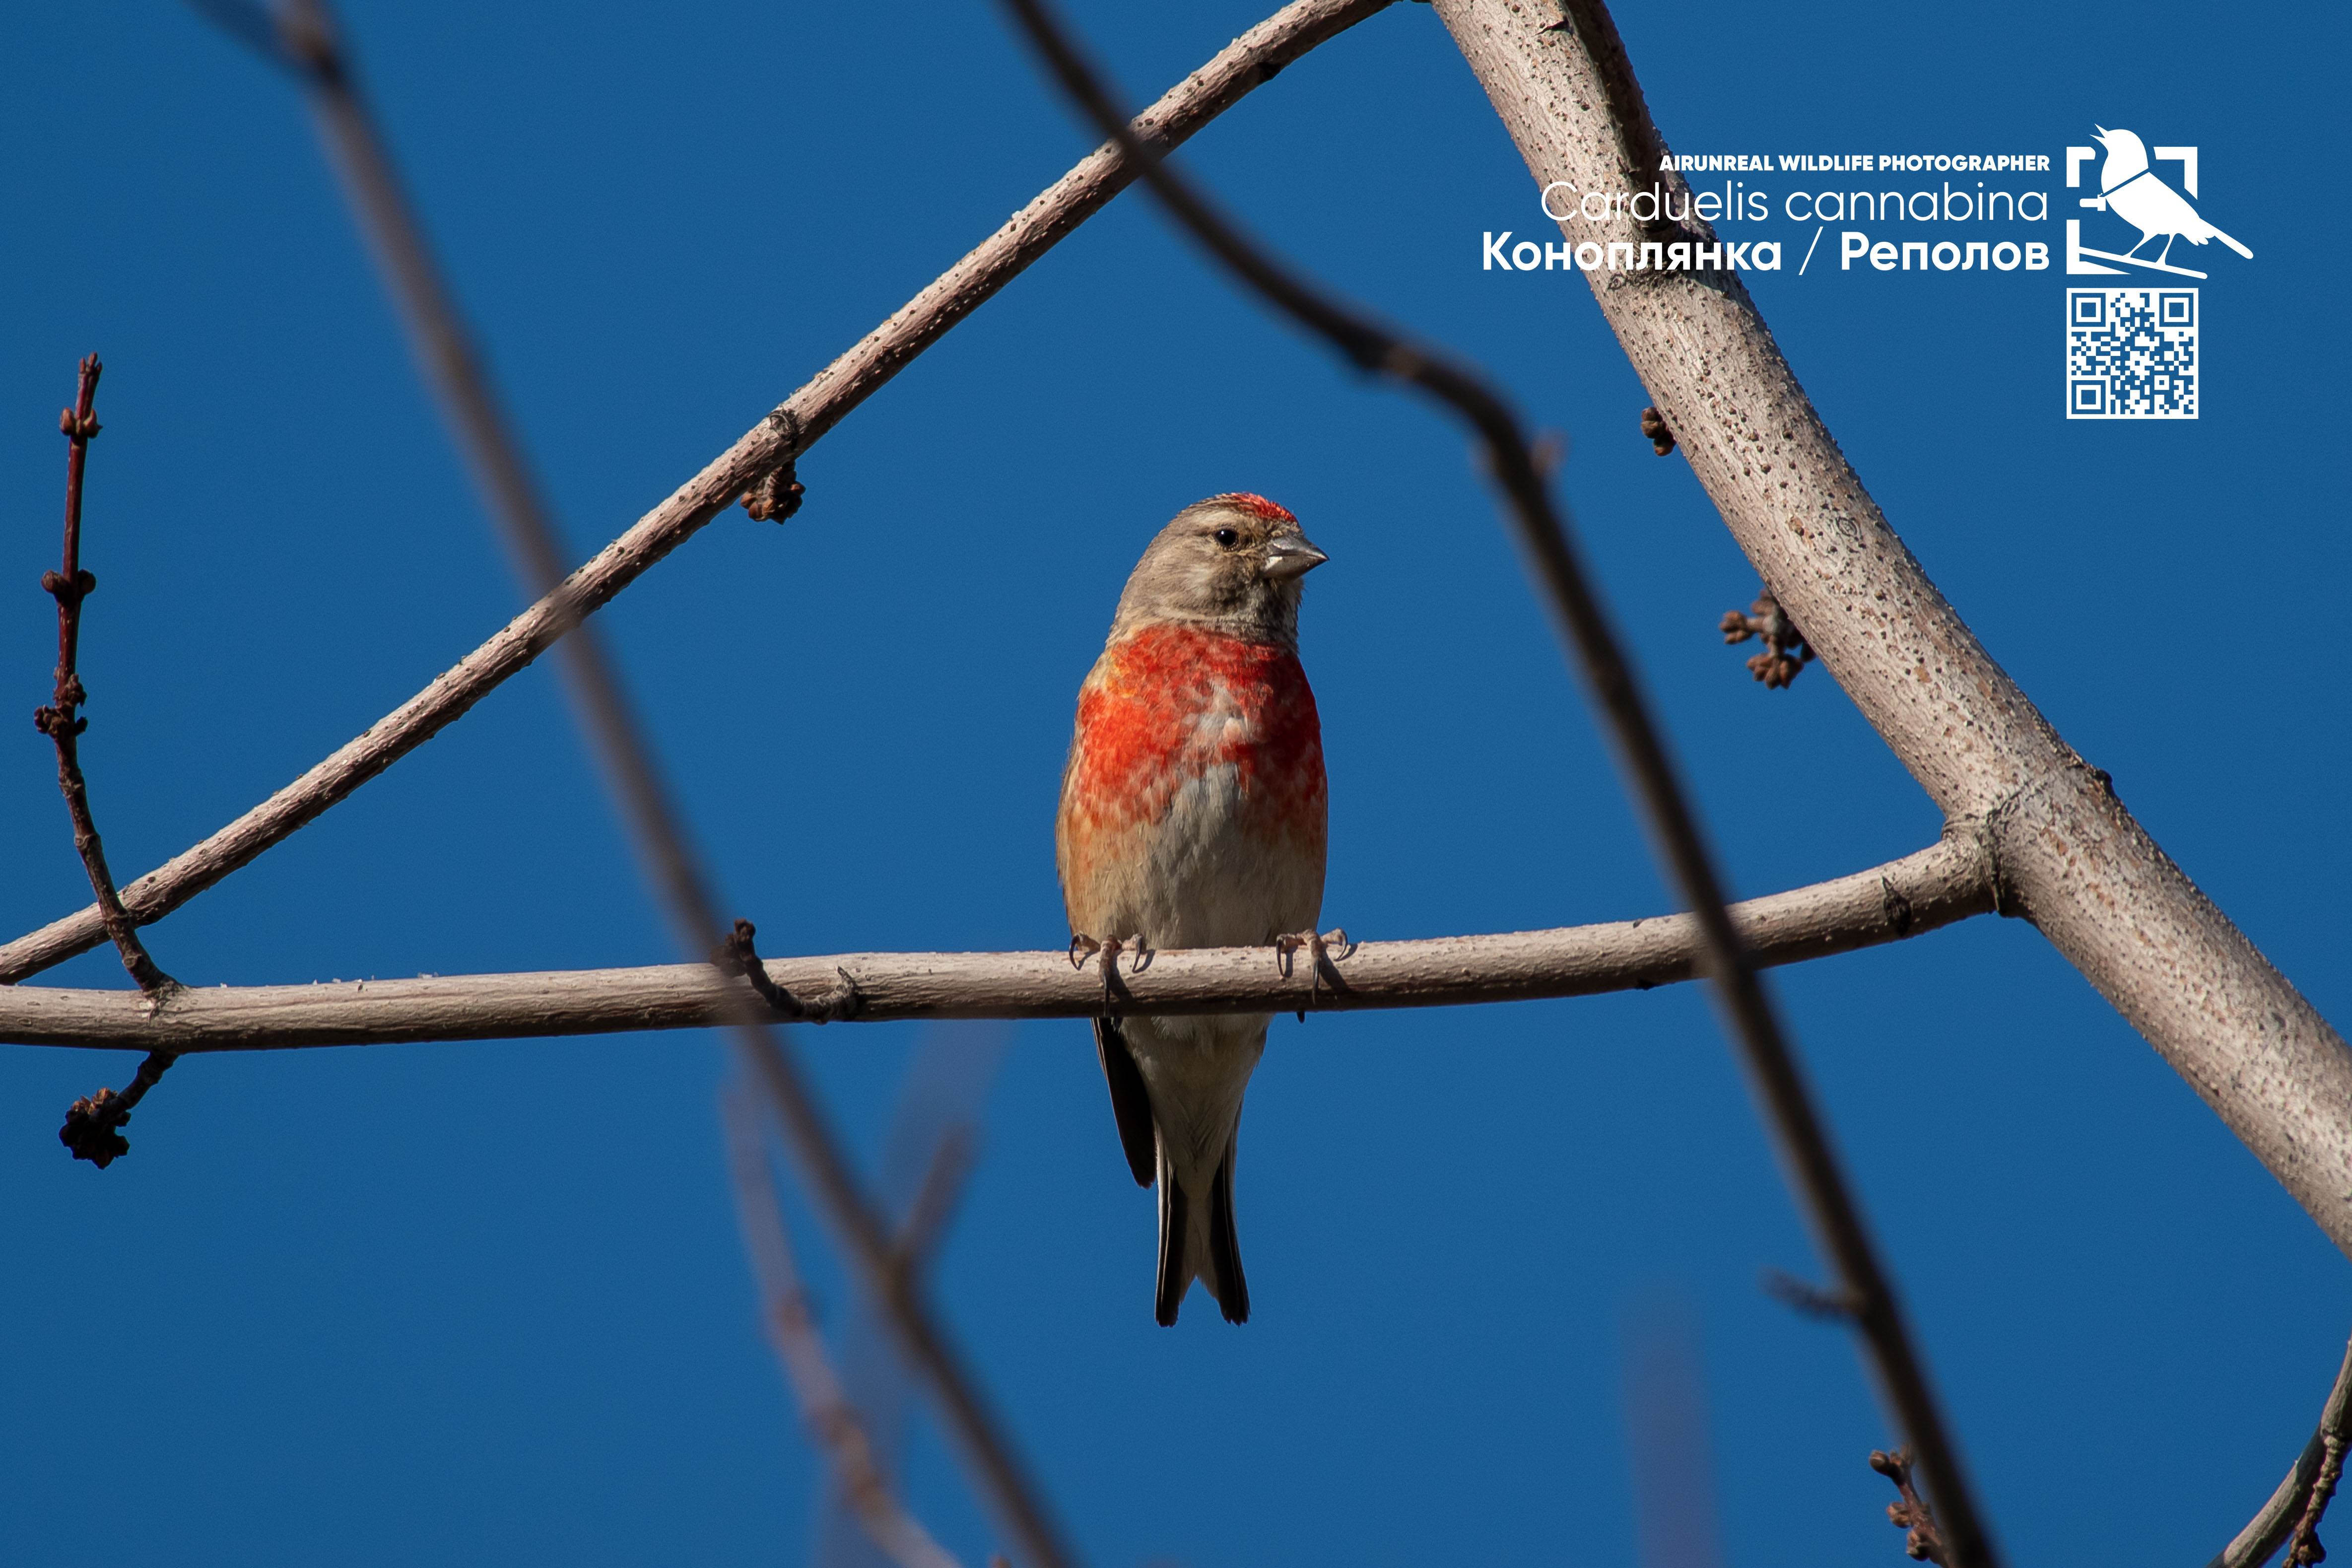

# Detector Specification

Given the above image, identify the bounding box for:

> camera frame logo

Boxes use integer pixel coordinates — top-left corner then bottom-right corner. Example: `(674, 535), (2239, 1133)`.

(2062, 129), (2247, 419)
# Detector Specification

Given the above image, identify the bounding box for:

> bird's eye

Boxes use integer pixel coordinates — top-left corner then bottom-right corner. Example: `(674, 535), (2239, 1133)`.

(1212, 528), (1239, 547)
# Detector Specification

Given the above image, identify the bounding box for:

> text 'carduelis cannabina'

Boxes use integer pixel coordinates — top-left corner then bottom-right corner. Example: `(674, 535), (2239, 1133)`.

(1056, 493), (1331, 1326)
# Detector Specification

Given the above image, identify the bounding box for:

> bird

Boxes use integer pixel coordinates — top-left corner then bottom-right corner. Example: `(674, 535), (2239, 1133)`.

(1055, 492), (1331, 1326)
(2085, 127), (2252, 267)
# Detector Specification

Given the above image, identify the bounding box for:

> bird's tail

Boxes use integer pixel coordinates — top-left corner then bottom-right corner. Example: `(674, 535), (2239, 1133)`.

(2210, 225), (2253, 260)
(1154, 1133), (1249, 1326)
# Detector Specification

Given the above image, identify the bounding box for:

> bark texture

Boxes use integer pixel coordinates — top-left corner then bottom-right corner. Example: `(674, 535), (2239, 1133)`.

(1, 840), (1985, 1051)
(1431, 0), (2352, 1253)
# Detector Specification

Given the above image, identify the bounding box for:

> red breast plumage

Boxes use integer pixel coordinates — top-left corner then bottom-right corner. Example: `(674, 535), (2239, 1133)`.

(1059, 623), (1326, 936)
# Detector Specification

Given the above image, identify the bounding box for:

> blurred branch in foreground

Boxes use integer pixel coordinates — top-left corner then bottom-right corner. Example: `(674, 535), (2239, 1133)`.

(816, 1027), (1008, 1568)
(195, 2), (1078, 1561)
(723, 1087), (966, 1568)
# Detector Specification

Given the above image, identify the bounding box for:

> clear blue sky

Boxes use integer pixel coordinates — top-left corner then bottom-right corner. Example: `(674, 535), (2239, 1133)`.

(3, 2), (2347, 1565)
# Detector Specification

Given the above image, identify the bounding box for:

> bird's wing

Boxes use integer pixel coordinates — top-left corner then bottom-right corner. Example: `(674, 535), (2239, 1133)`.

(1094, 1016), (1157, 1187)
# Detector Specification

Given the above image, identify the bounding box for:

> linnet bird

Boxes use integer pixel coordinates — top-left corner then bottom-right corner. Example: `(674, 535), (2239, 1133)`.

(2087, 127), (2252, 267)
(1056, 493), (1332, 1326)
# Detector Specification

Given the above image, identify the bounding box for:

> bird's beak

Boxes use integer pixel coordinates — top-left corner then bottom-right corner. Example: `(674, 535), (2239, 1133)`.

(1262, 535), (1328, 581)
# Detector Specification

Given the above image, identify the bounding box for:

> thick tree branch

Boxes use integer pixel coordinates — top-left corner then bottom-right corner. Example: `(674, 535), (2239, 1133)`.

(1430, 0), (2352, 1315)
(0, 0), (1395, 987)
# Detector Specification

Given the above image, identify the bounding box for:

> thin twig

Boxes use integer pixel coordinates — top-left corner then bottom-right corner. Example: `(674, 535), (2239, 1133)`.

(32, 355), (183, 1164)
(0, 837), (1994, 1052)
(993, 5), (1996, 1566)
(2216, 1331), (2352, 1568)
(0, 0), (1395, 988)
(247, 6), (1077, 1563)
(722, 1088), (965, 1568)
(32, 355), (177, 1000)
(2286, 1433), (2347, 1568)
(1871, 1447), (1947, 1565)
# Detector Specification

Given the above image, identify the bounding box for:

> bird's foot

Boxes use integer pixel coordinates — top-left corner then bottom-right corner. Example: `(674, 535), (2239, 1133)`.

(1069, 933), (1148, 1013)
(1275, 927), (1354, 1017)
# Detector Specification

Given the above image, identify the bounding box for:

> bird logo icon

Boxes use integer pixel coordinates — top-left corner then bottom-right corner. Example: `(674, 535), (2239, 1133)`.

(2068, 127), (2252, 278)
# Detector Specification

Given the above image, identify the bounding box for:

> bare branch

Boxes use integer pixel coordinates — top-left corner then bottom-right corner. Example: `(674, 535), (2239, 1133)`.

(2215, 1331), (2352, 1568)
(0, 838), (1987, 1052)
(996, 2), (1997, 1563)
(0, 0), (1397, 987)
(1430, 0), (2352, 1279)
(31, 354), (177, 1000)
(30, 355), (184, 1164)
(1871, 1447), (1947, 1566)
(722, 1089), (966, 1568)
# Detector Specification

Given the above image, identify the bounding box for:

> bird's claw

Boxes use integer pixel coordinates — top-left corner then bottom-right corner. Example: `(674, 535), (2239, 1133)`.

(1275, 926), (1354, 1014)
(1069, 933), (1146, 1014)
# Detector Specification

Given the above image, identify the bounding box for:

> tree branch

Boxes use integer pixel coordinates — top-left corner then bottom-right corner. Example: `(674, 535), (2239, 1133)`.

(1429, 0), (2352, 1271)
(0, 0), (1396, 988)
(32, 354), (185, 1164)
(722, 1088), (966, 1568)
(31, 354), (178, 1000)
(0, 838), (1984, 1051)
(2214, 1329), (2352, 1568)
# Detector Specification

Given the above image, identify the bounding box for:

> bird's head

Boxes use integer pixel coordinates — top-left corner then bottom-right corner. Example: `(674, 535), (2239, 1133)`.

(2092, 127), (2150, 178)
(1110, 493), (1328, 645)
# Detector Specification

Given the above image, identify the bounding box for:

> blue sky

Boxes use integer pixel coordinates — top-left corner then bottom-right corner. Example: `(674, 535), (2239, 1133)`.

(2, 2), (2347, 1565)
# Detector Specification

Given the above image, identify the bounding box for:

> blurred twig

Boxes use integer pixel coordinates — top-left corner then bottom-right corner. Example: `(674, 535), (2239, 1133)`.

(818, 1028), (1007, 1568)
(995, 3), (1995, 1565)
(723, 1089), (965, 1568)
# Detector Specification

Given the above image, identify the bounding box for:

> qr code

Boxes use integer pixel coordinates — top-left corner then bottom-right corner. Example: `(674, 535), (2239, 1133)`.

(2066, 289), (2197, 418)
